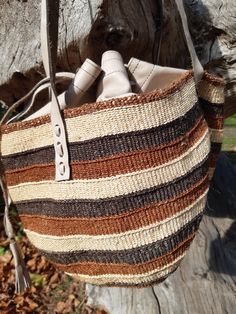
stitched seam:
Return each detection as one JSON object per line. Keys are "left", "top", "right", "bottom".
{"left": 140, "top": 65, "right": 156, "bottom": 89}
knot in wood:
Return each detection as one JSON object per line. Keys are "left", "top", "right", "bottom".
{"left": 105, "top": 26, "right": 132, "bottom": 48}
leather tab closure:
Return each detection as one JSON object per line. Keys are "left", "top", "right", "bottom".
{"left": 51, "top": 90, "right": 70, "bottom": 181}
{"left": 41, "top": 0, "right": 70, "bottom": 181}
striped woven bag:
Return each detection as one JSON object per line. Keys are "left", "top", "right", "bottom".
{"left": 0, "top": 0, "right": 224, "bottom": 293}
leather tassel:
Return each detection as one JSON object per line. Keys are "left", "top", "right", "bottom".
{"left": 2, "top": 190, "right": 31, "bottom": 294}
{"left": 10, "top": 239, "right": 31, "bottom": 293}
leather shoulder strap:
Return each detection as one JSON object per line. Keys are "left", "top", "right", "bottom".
{"left": 41, "top": 0, "right": 70, "bottom": 181}
{"left": 41, "top": 0, "right": 59, "bottom": 79}
{"left": 174, "top": 0, "right": 204, "bottom": 83}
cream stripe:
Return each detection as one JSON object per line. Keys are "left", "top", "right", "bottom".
{"left": 209, "top": 128, "right": 223, "bottom": 143}
{"left": 9, "top": 130, "right": 210, "bottom": 202}
{"left": 25, "top": 192, "right": 207, "bottom": 252}
{"left": 1, "top": 79, "right": 197, "bottom": 156}
{"left": 198, "top": 80, "right": 224, "bottom": 104}
{"left": 66, "top": 254, "right": 184, "bottom": 284}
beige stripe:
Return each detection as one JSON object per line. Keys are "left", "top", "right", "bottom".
{"left": 198, "top": 80, "right": 224, "bottom": 104}
{"left": 209, "top": 128, "right": 224, "bottom": 143}
{"left": 25, "top": 192, "right": 206, "bottom": 252}
{"left": 9, "top": 130, "right": 210, "bottom": 202}
{"left": 1, "top": 80, "right": 197, "bottom": 156}
{"left": 66, "top": 254, "right": 184, "bottom": 284}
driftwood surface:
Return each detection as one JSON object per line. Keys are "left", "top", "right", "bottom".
{"left": 0, "top": 1, "right": 236, "bottom": 313}
{"left": 0, "top": 0, "right": 235, "bottom": 116}
{"left": 86, "top": 154, "right": 236, "bottom": 314}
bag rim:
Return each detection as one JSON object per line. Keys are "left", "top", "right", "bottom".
{"left": 0, "top": 70, "right": 223, "bottom": 135}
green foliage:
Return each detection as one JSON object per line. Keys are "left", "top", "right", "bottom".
{"left": 223, "top": 114, "right": 236, "bottom": 164}
{"left": 0, "top": 246, "right": 6, "bottom": 256}
{"left": 224, "top": 114, "right": 236, "bottom": 127}
{"left": 222, "top": 137, "right": 236, "bottom": 151}
{"left": 30, "top": 273, "right": 45, "bottom": 288}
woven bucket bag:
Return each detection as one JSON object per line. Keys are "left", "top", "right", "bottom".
{"left": 0, "top": 0, "right": 224, "bottom": 293}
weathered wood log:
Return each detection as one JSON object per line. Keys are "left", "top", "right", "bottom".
{"left": 86, "top": 154, "right": 236, "bottom": 314}
{"left": 0, "top": 0, "right": 235, "bottom": 116}
{"left": 0, "top": 1, "right": 236, "bottom": 313}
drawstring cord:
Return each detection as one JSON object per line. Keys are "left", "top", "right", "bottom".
{"left": 0, "top": 72, "right": 74, "bottom": 294}
{"left": 0, "top": 175, "right": 31, "bottom": 293}
{"left": 1, "top": 72, "right": 74, "bottom": 125}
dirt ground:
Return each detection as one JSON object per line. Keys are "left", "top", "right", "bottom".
{"left": 0, "top": 217, "right": 107, "bottom": 314}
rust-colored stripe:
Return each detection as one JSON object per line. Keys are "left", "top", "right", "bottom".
{"left": 202, "top": 71, "right": 225, "bottom": 86}
{"left": 39, "top": 215, "right": 202, "bottom": 265}
{"left": 5, "top": 117, "right": 207, "bottom": 186}
{"left": 15, "top": 159, "right": 209, "bottom": 218}
{"left": 19, "top": 176, "right": 208, "bottom": 236}
{"left": 54, "top": 234, "right": 194, "bottom": 275}
{"left": 203, "top": 114, "right": 224, "bottom": 130}
{"left": 2, "top": 102, "right": 202, "bottom": 171}
{"left": 100, "top": 276, "right": 168, "bottom": 288}
{"left": 209, "top": 152, "right": 221, "bottom": 168}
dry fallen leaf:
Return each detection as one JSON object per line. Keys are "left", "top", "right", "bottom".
{"left": 0, "top": 216, "right": 106, "bottom": 314}
{"left": 0, "top": 251, "right": 12, "bottom": 264}
{"left": 25, "top": 297, "right": 38, "bottom": 311}
{"left": 55, "top": 301, "right": 67, "bottom": 313}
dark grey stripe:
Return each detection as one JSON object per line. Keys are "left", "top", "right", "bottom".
{"left": 199, "top": 97, "right": 224, "bottom": 116}
{"left": 39, "top": 214, "right": 202, "bottom": 265}
{"left": 211, "top": 142, "right": 222, "bottom": 154}
{"left": 2, "top": 103, "right": 202, "bottom": 170}
{"left": 16, "top": 158, "right": 208, "bottom": 218}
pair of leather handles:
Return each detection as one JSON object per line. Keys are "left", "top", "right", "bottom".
{"left": 43, "top": 0, "right": 204, "bottom": 85}
{"left": 42, "top": 0, "right": 204, "bottom": 182}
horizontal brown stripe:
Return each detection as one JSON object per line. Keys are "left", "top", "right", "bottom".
{"left": 5, "top": 117, "right": 207, "bottom": 186}
{"left": 15, "top": 158, "right": 209, "bottom": 218}
{"left": 39, "top": 215, "right": 201, "bottom": 264}
{"left": 97, "top": 276, "right": 169, "bottom": 288}
{"left": 1, "top": 71, "right": 193, "bottom": 134}
{"left": 209, "top": 152, "right": 221, "bottom": 168}
{"left": 203, "top": 114, "right": 224, "bottom": 129}
{"left": 54, "top": 234, "right": 193, "bottom": 275}
{"left": 2, "top": 102, "right": 203, "bottom": 171}
{"left": 208, "top": 143, "right": 222, "bottom": 168}
{"left": 19, "top": 176, "right": 208, "bottom": 236}
{"left": 202, "top": 71, "right": 225, "bottom": 86}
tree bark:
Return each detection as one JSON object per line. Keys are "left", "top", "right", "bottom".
{"left": 0, "top": 0, "right": 235, "bottom": 116}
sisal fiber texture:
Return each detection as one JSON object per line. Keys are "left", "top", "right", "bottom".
{"left": 0, "top": 70, "right": 224, "bottom": 287}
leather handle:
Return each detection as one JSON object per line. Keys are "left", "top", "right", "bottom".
{"left": 41, "top": 0, "right": 70, "bottom": 181}
{"left": 174, "top": 0, "right": 204, "bottom": 82}
{"left": 40, "top": 0, "right": 203, "bottom": 182}
{"left": 41, "top": 0, "right": 59, "bottom": 79}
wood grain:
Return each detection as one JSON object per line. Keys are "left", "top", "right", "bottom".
{"left": 0, "top": 1, "right": 236, "bottom": 313}
{"left": 0, "top": 0, "right": 235, "bottom": 116}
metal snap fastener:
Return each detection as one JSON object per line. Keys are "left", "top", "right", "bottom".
{"left": 56, "top": 142, "right": 64, "bottom": 157}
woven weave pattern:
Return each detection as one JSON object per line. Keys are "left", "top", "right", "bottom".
{"left": 198, "top": 72, "right": 224, "bottom": 178}
{"left": 0, "top": 71, "right": 224, "bottom": 287}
